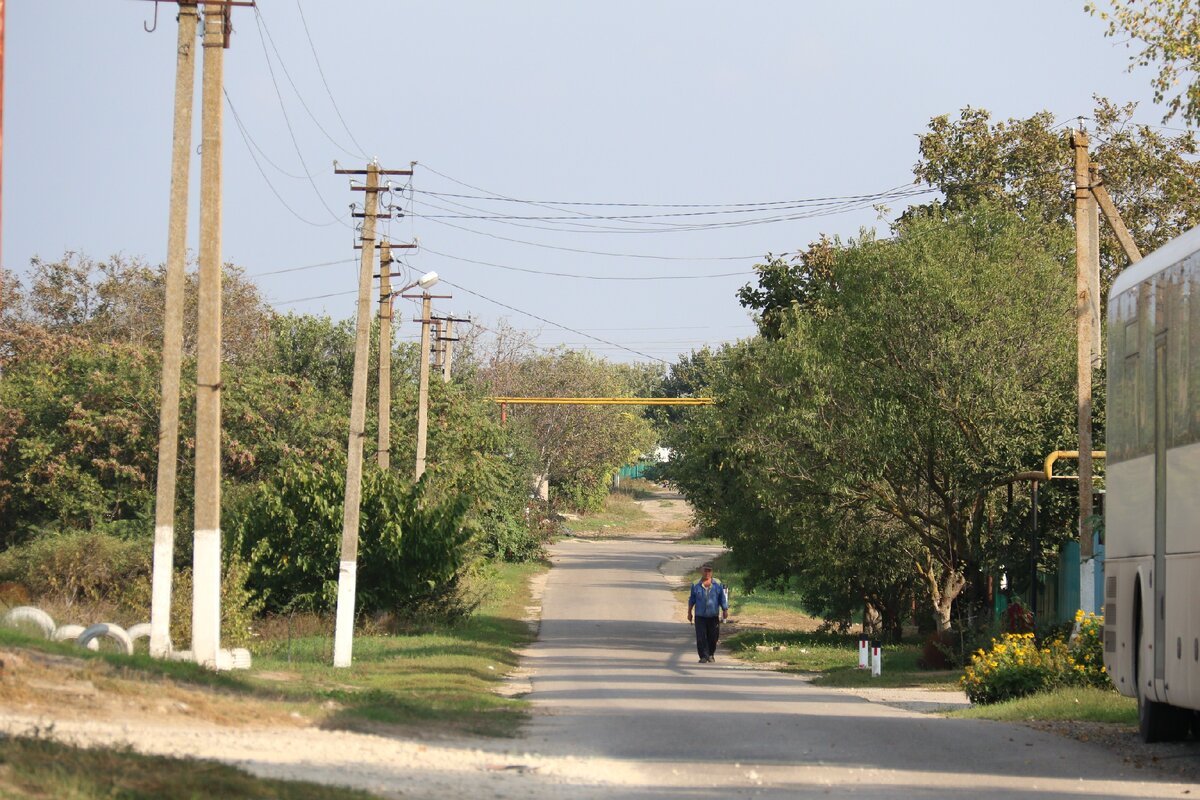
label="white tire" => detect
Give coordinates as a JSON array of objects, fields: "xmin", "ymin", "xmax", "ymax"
[
  {"xmin": 53, "ymin": 624, "xmax": 99, "ymax": 651},
  {"xmin": 2, "ymin": 606, "xmax": 55, "ymax": 638},
  {"xmin": 76, "ymin": 623, "xmax": 134, "ymax": 655}
]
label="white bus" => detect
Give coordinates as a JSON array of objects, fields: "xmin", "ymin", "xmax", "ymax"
[{"xmin": 1106, "ymin": 225, "xmax": 1200, "ymax": 742}]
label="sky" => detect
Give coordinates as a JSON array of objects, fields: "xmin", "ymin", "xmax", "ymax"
[{"xmin": 2, "ymin": 1, "xmax": 1181, "ymax": 364}]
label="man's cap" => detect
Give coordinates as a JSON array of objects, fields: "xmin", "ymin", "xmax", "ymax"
[{"xmin": 701, "ymin": 562, "xmax": 714, "ymax": 570}]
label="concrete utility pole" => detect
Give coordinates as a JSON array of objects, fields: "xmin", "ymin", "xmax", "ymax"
[
  {"xmin": 441, "ymin": 319, "xmax": 455, "ymax": 383},
  {"xmin": 150, "ymin": 0, "xmax": 199, "ymax": 660},
  {"xmin": 192, "ymin": 2, "xmax": 231, "ymax": 669},
  {"xmin": 1072, "ymin": 130, "xmax": 1096, "ymax": 572},
  {"xmin": 377, "ymin": 241, "xmax": 393, "ymax": 470},
  {"xmin": 334, "ymin": 163, "xmax": 381, "ymax": 669},
  {"xmin": 415, "ymin": 292, "xmax": 434, "ymax": 480},
  {"xmin": 332, "ymin": 164, "xmax": 412, "ymax": 668}
]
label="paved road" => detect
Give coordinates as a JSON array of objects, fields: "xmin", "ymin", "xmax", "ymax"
[{"xmin": 520, "ymin": 538, "xmax": 1196, "ymax": 799}]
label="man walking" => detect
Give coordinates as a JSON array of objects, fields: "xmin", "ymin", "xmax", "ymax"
[{"xmin": 687, "ymin": 562, "xmax": 728, "ymax": 663}]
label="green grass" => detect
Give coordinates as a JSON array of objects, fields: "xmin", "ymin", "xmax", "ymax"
[
  {"xmin": 247, "ymin": 562, "xmax": 544, "ymax": 737},
  {"xmin": 565, "ymin": 491, "xmax": 652, "ymax": 534},
  {"xmin": 0, "ymin": 561, "xmax": 548, "ymax": 738},
  {"xmin": 0, "ymin": 735, "xmax": 379, "ymax": 800},
  {"xmin": 725, "ymin": 628, "xmax": 961, "ymax": 690},
  {"xmin": 696, "ymin": 555, "xmax": 959, "ymax": 689},
  {"xmin": 951, "ymin": 686, "xmax": 1138, "ymax": 724}
]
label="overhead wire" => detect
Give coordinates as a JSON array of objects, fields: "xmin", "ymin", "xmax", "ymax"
[
  {"xmin": 293, "ymin": 0, "xmax": 370, "ymax": 159},
  {"xmin": 226, "ymin": 90, "xmax": 346, "ymax": 228},
  {"xmin": 252, "ymin": 8, "xmax": 356, "ymax": 227},
  {"xmin": 418, "ymin": 246, "xmax": 753, "ymax": 281},
  {"xmin": 253, "ymin": 4, "xmax": 368, "ymax": 161},
  {"xmin": 439, "ymin": 278, "xmax": 669, "ymax": 364}
]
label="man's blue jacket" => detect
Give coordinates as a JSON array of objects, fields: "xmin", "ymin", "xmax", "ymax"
[{"xmin": 688, "ymin": 580, "xmax": 728, "ymax": 618}]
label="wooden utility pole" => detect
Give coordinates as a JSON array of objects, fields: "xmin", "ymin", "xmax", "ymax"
[
  {"xmin": 415, "ymin": 292, "xmax": 434, "ymax": 480},
  {"xmin": 192, "ymin": 2, "xmax": 230, "ymax": 669},
  {"xmin": 332, "ymin": 164, "xmax": 412, "ymax": 668},
  {"xmin": 150, "ymin": 0, "xmax": 199, "ymax": 660},
  {"xmin": 377, "ymin": 241, "xmax": 393, "ymax": 470}
]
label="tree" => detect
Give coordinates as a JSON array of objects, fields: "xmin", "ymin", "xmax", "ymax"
[
  {"xmin": 1087, "ymin": 0, "xmax": 1200, "ymax": 125},
  {"xmin": 478, "ymin": 348, "xmax": 658, "ymax": 511},
  {"xmin": 12, "ymin": 251, "xmax": 274, "ymax": 363},
  {"xmin": 673, "ymin": 206, "xmax": 1078, "ymax": 633},
  {"xmin": 909, "ymin": 100, "xmax": 1200, "ymax": 295}
]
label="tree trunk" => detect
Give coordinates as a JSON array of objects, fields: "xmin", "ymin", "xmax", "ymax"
[{"xmin": 921, "ymin": 561, "xmax": 966, "ymax": 633}]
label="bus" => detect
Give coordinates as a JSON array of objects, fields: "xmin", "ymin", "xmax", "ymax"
[{"xmin": 1105, "ymin": 224, "xmax": 1200, "ymax": 742}]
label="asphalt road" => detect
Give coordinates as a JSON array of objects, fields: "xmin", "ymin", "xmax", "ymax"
[{"xmin": 519, "ymin": 538, "xmax": 1196, "ymax": 799}]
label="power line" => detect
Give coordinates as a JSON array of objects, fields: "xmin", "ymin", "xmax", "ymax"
[
  {"xmin": 226, "ymin": 90, "xmax": 345, "ymax": 228},
  {"xmin": 293, "ymin": 0, "xmax": 370, "ymax": 158},
  {"xmin": 419, "ymin": 246, "xmax": 753, "ymax": 280},
  {"xmin": 252, "ymin": 8, "xmax": 354, "ymax": 226},
  {"xmin": 414, "ymin": 184, "xmax": 931, "ymax": 212},
  {"xmin": 248, "ymin": 257, "xmax": 357, "ymax": 277},
  {"xmin": 420, "ymin": 216, "xmax": 763, "ymax": 260},
  {"xmin": 412, "ymin": 187, "xmax": 933, "ymax": 234},
  {"xmin": 439, "ymin": 278, "xmax": 669, "ymax": 364},
  {"xmin": 253, "ymin": 4, "xmax": 367, "ymax": 161}
]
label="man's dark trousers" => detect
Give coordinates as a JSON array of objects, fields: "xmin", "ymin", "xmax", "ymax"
[{"xmin": 694, "ymin": 616, "xmax": 720, "ymax": 659}]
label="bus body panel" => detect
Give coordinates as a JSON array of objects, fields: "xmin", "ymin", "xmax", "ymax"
[
  {"xmin": 1105, "ymin": 223, "xmax": 1200, "ymax": 717},
  {"xmin": 1106, "ymin": 456, "xmax": 1153, "ymax": 561},
  {"xmin": 1165, "ymin": 553, "xmax": 1200, "ymax": 708}
]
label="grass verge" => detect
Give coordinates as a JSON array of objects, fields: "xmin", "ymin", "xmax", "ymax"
[
  {"xmin": 693, "ymin": 555, "xmax": 959, "ymax": 690},
  {"xmin": 564, "ymin": 491, "xmax": 653, "ymax": 534},
  {"xmin": 950, "ymin": 686, "xmax": 1138, "ymax": 724},
  {"xmin": 0, "ymin": 734, "xmax": 380, "ymax": 800},
  {"xmin": 0, "ymin": 560, "xmax": 548, "ymax": 739}
]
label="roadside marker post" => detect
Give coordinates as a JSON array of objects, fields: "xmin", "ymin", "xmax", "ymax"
[
  {"xmin": 858, "ymin": 635, "xmax": 869, "ymax": 669},
  {"xmin": 871, "ymin": 642, "xmax": 882, "ymax": 677}
]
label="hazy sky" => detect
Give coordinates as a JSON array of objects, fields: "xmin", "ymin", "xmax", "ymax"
[{"xmin": 3, "ymin": 1, "xmax": 1178, "ymax": 363}]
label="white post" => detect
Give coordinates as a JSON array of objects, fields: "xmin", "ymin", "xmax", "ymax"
[
  {"xmin": 858, "ymin": 635, "xmax": 869, "ymax": 670},
  {"xmin": 871, "ymin": 642, "xmax": 882, "ymax": 677}
]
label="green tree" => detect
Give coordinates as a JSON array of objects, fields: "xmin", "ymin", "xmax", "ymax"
[
  {"xmin": 673, "ymin": 206, "xmax": 1077, "ymax": 632},
  {"xmin": 1087, "ymin": 0, "xmax": 1200, "ymax": 125},
  {"xmin": 476, "ymin": 348, "xmax": 658, "ymax": 512},
  {"xmin": 909, "ymin": 99, "xmax": 1200, "ymax": 295}
]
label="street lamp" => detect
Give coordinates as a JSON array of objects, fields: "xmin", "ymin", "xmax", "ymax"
[{"xmin": 400, "ymin": 271, "xmax": 439, "ymax": 294}]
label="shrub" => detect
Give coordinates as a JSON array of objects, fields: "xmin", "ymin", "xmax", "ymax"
[
  {"xmin": 233, "ymin": 460, "xmax": 475, "ymax": 620},
  {"xmin": 1070, "ymin": 610, "xmax": 1111, "ymax": 689},
  {"xmin": 0, "ymin": 529, "xmax": 149, "ymax": 607},
  {"xmin": 960, "ymin": 632, "xmax": 1075, "ymax": 704},
  {"xmin": 961, "ymin": 611, "xmax": 1113, "ymax": 704}
]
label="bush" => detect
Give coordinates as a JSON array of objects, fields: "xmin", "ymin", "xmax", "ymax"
[
  {"xmin": 1070, "ymin": 610, "xmax": 1111, "ymax": 689},
  {"xmin": 233, "ymin": 460, "xmax": 475, "ymax": 621},
  {"xmin": 0, "ymin": 529, "xmax": 148, "ymax": 607},
  {"xmin": 960, "ymin": 632, "xmax": 1074, "ymax": 704},
  {"xmin": 961, "ymin": 611, "xmax": 1113, "ymax": 704}
]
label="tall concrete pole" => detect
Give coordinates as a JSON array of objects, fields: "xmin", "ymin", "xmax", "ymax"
[
  {"xmin": 191, "ymin": 4, "xmax": 227, "ymax": 669},
  {"xmin": 150, "ymin": 0, "xmax": 199, "ymax": 660},
  {"xmin": 442, "ymin": 320, "xmax": 454, "ymax": 383},
  {"xmin": 377, "ymin": 241, "xmax": 393, "ymax": 470},
  {"xmin": 333, "ymin": 164, "xmax": 380, "ymax": 668},
  {"xmin": 1072, "ymin": 130, "xmax": 1097, "ymax": 607},
  {"xmin": 415, "ymin": 293, "xmax": 433, "ymax": 479}
]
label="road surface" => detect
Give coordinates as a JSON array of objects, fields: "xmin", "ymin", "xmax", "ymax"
[{"xmin": 519, "ymin": 536, "xmax": 1197, "ymax": 798}]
